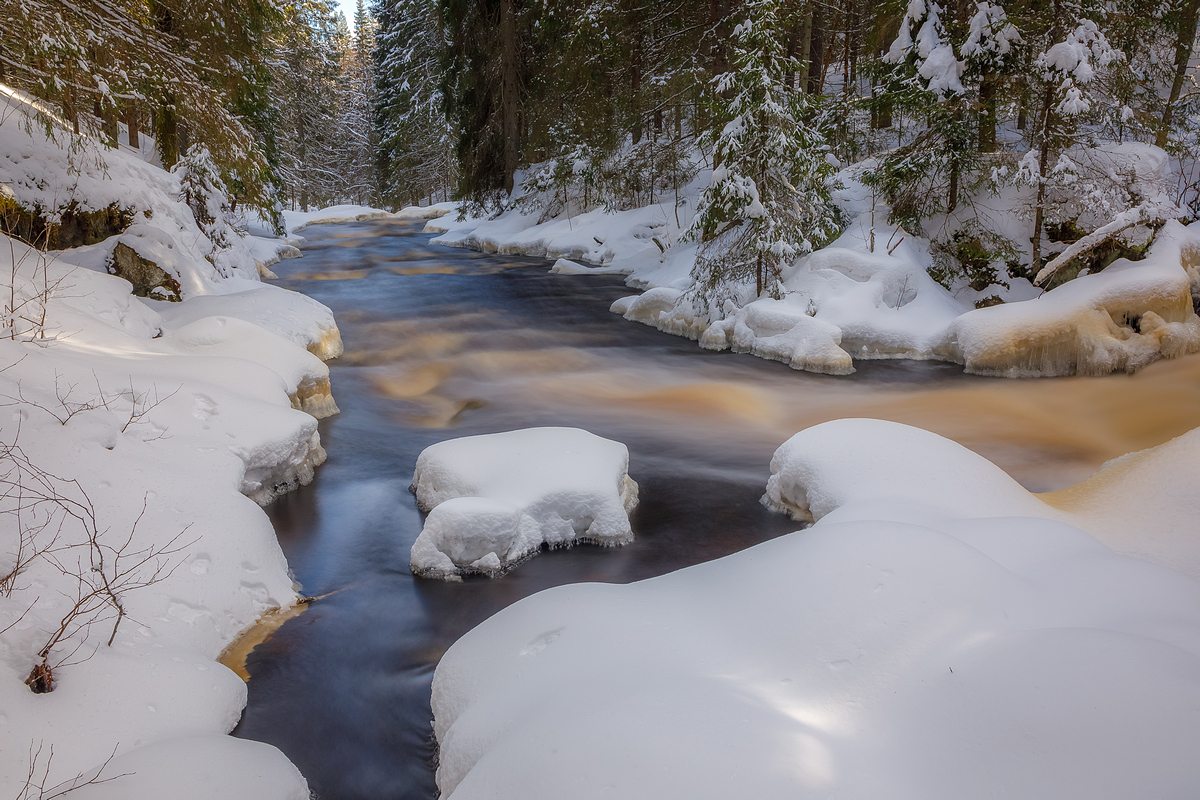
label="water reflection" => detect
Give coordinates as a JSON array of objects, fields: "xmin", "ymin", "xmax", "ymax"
[{"xmin": 234, "ymin": 219, "xmax": 1200, "ymax": 800}]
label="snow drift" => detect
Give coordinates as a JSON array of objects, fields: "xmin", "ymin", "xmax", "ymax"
[
  {"xmin": 0, "ymin": 92, "xmax": 342, "ymax": 799},
  {"xmin": 430, "ymin": 419, "xmax": 1200, "ymax": 799}
]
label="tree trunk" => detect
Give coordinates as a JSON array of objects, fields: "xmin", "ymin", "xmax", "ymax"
[
  {"xmin": 1030, "ymin": 82, "xmax": 1056, "ymax": 270},
  {"xmin": 156, "ymin": 102, "xmax": 179, "ymax": 168},
  {"xmin": 631, "ymin": 42, "xmax": 643, "ymax": 144},
  {"xmin": 948, "ymin": 158, "xmax": 960, "ymax": 213},
  {"xmin": 125, "ymin": 102, "xmax": 140, "ymax": 149},
  {"xmin": 808, "ymin": 5, "xmax": 825, "ymax": 95},
  {"xmin": 978, "ymin": 72, "xmax": 996, "ymax": 152},
  {"xmin": 1030, "ymin": 0, "xmax": 1063, "ymax": 270},
  {"xmin": 1156, "ymin": 0, "xmax": 1200, "ymax": 148},
  {"xmin": 101, "ymin": 108, "xmax": 119, "ymax": 146},
  {"xmin": 846, "ymin": 0, "xmax": 859, "ymax": 94},
  {"xmin": 500, "ymin": 0, "xmax": 521, "ymax": 195},
  {"xmin": 798, "ymin": 10, "xmax": 813, "ymax": 90}
]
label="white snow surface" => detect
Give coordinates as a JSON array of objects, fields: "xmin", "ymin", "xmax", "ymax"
[
  {"xmin": 431, "ymin": 146, "xmax": 1200, "ymax": 377},
  {"xmin": 431, "ymin": 419, "xmax": 1200, "ymax": 799},
  {"xmin": 0, "ymin": 86, "xmax": 293, "ymax": 297},
  {"xmin": 945, "ymin": 221, "xmax": 1200, "ymax": 376},
  {"xmin": 410, "ymin": 428, "xmax": 639, "ymax": 580},
  {"xmin": 0, "ymin": 100, "xmax": 344, "ymax": 799}
]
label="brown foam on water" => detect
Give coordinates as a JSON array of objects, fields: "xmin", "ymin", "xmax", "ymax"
[
  {"xmin": 342, "ymin": 331, "xmax": 469, "ymax": 367},
  {"xmin": 290, "ymin": 269, "xmax": 372, "ymax": 280},
  {"xmin": 373, "ymin": 362, "xmax": 453, "ymax": 398},
  {"xmin": 387, "ymin": 265, "xmax": 460, "ymax": 276},
  {"xmin": 492, "ymin": 353, "xmax": 1200, "ymax": 490}
]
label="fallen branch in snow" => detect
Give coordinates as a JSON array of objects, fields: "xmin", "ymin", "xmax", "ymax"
[
  {"xmin": 15, "ymin": 741, "xmax": 130, "ymax": 800},
  {"xmin": 0, "ymin": 374, "xmax": 179, "ymax": 440},
  {"xmin": 0, "ymin": 415, "xmax": 193, "ymax": 693},
  {"xmin": 1033, "ymin": 202, "xmax": 1180, "ymax": 286}
]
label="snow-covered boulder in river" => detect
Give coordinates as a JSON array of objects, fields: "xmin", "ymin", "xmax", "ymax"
[
  {"xmin": 429, "ymin": 419, "xmax": 1200, "ymax": 799},
  {"xmin": 410, "ymin": 428, "xmax": 639, "ymax": 580}
]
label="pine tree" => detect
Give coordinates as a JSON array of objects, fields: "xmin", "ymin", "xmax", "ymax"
[
  {"xmin": 689, "ymin": 0, "xmax": 842, "ymax": 306},
  {"xmin": 1023, "ymin": 3, "xmax": 1119, "ymax": 271},
  {"xmin": 0, "ymin": 0, "xmax": 281, "ymax": 213},
  {"xmin": 374, "ymin": 0, "xmax": 457, "ymax": 208},
  {"xmin": 337, "ymin": 0, "xmax": 379, "ymax": 205},
  {"xmin": 271, "ymin": 0, "xmax": 349, "ymax": 210}
]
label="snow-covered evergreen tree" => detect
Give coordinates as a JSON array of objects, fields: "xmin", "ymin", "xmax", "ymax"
[
  {"xmin": 373, "ymin": 0, "xmax": 457, "ymax": 209},
  {"xmin": 1023, "ymin": 10, "xmax": 1120, "ymax": 270},
  {"xmin": 271, "ymin": 0, "xmax": 348, "ymax": 210},
  {"xmin": 689, "ymin": 0, "xmax": 842, "ymax": 305},
  {"xmin": 876, "ymin": 0, "xmax": 1020, "ymax": 223},
  {"xmin": 336, "ymin": 0, "xmax": 380, "ymax": 205}
]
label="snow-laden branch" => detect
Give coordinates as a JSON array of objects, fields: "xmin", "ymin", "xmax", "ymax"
[{"xmin": 1033, "ymin": 199, "xmax": 1183, "ymax": 286}]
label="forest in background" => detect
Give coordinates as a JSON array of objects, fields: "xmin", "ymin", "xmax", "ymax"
[{"xmin": 1, "ymin": 0, "xmax": 1199, "ymax": 290}]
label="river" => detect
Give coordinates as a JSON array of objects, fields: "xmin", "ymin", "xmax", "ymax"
[{"xmin": 232, "ymin": 218, "xmax": 1200, "ymax": 799}]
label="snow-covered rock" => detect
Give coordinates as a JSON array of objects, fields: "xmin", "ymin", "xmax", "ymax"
[
  {"xmin": 430, "ymin": 419, "xmax": 1200, "ymax": 799},
  {"xmin": 945, "ymin": 221, "xmax": 1200, "ymax": 376},
  {"xmin": 410, "ymin": 428, "xmax": 639, "ymax": 580}
]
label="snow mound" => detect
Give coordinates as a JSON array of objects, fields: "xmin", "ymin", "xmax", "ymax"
[
  {"xmin": 430, "ymin": 420, "xmax": 1200, "ymax": 799},
  {"xmin": 62, "ymin": 736, "xmax": 308, "ymax": 800},
  {"xmin": 410, "ymin": 428, "xmax": 639, "ymax": 580},
  {"xmin": 700, "ymin": 297, "xmax": 853, "ymax": 375},
  {"xmin": 763, "ymin": 418, "xmax": 1054, "ymax": 524},
  {"xmin": 394, "ymin": 202, "xmax": 455, "ymax": 220},
  {"xmin": 550, "ymin": 257, "xmax": 629, "ymax": 276},
  {"xmin": 0, "ymin": 87, "xmax": 264, "ymax": 298},
  {"xmin": 1042, "ymin": 426, "xmax": 1200, "ymax": 580},
  {"xmin": 154, "ymin": 281, "xmax": 344, "ymax": 361},
  {"xmin": 945, "ymin": 221, "xmax": 1200, "ymax": 376}
]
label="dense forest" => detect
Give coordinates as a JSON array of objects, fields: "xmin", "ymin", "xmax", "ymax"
[{"xmin": 1, "ymin": 0, "xmax": 1198, "ymax": 289}]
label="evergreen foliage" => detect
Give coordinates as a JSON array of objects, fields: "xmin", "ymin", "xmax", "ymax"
[
  {"xmin": 373, "ymin": 0, "xmax": 456, "ymax": 208},
  {"xmin": 690, "ymin": 0, "xmax": 842, "ymax": 304},
  {"xmin": 2, "ymin": 0, "xmax": 1198, "ymax": 294}
]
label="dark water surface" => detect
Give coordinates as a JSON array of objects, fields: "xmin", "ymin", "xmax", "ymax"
[{"xmin": 231, "ymin": 219, "xmax": 1110, "ymax": 799}]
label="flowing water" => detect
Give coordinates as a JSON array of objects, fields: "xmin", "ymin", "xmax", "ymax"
[{"xmin": 233, "ymin": 218, "xmax": 1200, "ymax": 799}]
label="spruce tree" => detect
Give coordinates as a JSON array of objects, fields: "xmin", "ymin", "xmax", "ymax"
[{"xmin": 690, "ymin": 0, "xmax": 842, "ymax": 304}]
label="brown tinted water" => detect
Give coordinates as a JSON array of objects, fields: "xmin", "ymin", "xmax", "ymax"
[{"xmin": 233, "ymin": 219, "xmax": 1200, "ymax": 799}]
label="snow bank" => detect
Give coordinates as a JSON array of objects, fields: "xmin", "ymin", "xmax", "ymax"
[
  {"xmin": 430, "ymin": 419, "xmax": 1200, "ymax": 799},
  {"xmin": 1041, "ymin": 426, "xmax": 1200, "ymax": 581},
  {"xmin": 410, "ymin": 428, "xmax": 638, "ymax": 580},
  {"xmin": 0, "ymin": 97, "xmax": 341, "ymax": 798},
  {"xmin": 0, "ymin": 87, "xmax": 270, "ymax": 299},
  {"xmin": 395, "ymin": 201, "xmax": 456, "ymax": 220},
  {"xmin": 434, "ymin": 146, "xmax": 1200, "ymax": 378},
  {"xmin": 0, "ymin": 235, "xmax": 324, "ymax": 797},
  {"xmin": 765, "ymin": 418, "xmax": 1200, "ymax": 581},
  {"xmin": 945, "ymin": 220, "xmax": 1200, "ymax": 376},
  {"xmin": 152, "ymin": 281, "xmax": 344, "ymax": 361}
]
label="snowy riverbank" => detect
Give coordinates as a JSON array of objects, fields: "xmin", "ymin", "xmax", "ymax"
[
  {"xmin": 430, "ymin": 419, "xmax": 1200, "ymax": 799},
  {"xmin": 0, "ymin": 91, "xmax": 336, "ymax": 798},
  {"xmin": 426, "ymin": 146, "xmax": 1200, "ymax": 378}
]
